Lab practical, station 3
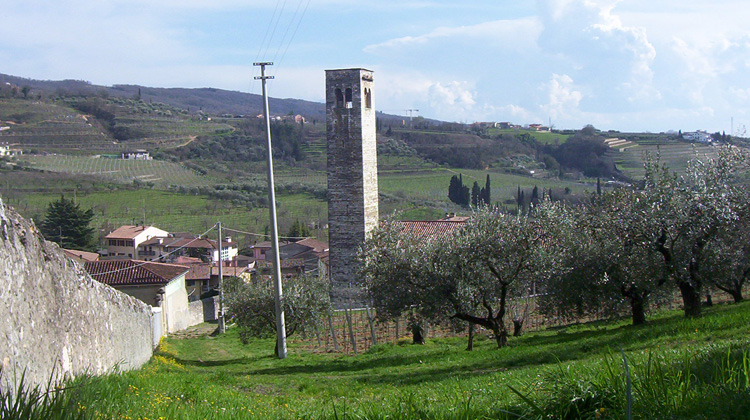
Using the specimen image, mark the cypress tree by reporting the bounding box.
[531,185,539,206]
[484,174,491,204]
[471,181,481,207]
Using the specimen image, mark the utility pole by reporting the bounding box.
[405,109,419,123]
[217,221,226,334]
[254,61,287,359]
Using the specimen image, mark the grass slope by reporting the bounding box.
[55,302,750,420]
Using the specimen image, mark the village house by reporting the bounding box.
[182,259,250,302]
[84,260,190,334]
[254,238,329,277]
[121,150,152,160]
[136,233,238,263]
[104,225,169,259]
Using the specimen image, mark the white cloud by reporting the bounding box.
[539,74,583,122]
[364,18,541,56]
[536,0,659,107]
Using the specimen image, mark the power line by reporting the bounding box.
[250,0,285,95]
[222,225,314,241]
[272,0,311,74]
[260,0,289,66]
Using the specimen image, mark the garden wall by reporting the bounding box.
[0,199,154,393]
[187,295,219,326]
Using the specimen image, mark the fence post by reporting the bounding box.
[313,320,322,347]
[365,306,378,346]
[346,304,357,354]
[395,317,399,342]
[327,309,339,352]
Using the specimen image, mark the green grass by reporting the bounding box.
[486,128,571,145]
[47,301,750,419]
[17,155,217,188]
[379,167,594,207]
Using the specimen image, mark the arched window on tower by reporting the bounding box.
[345,88,353,109]
[335,88,344,108]
[364,88,372,109]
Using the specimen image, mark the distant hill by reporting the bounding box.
[0,73,327,120]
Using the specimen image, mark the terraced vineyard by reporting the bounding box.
[606,137,719,179]
[114,114,234,147]
[0,100,112,151]
[18,155,215,188]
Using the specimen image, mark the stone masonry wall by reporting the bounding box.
[326,68,379,308]
[0,199,154,393]
[187,295,219,326]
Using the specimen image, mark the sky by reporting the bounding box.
[2,0,749,133]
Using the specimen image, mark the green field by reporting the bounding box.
[3,153,602,245]
[487,128,571,144]
[32,301,750,419]
[18,155,217,188]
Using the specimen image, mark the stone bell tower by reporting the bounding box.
[326,68,378,307]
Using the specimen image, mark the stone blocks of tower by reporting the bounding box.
[326,68,378,308]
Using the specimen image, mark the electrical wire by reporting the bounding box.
[222,225,315,241]
[271,0,311,74]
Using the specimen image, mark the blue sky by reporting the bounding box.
[2,0,749,133]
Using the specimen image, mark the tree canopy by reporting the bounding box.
[39,196,96,251]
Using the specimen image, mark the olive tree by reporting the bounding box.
[702,199,750,303]
[361,202,566,349]
[642,149,745,317]
[359,219,434,344]
[224,273,331,355]
[539,191,669,325]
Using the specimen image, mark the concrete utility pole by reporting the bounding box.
[217,221,226,334]
[254,62,287,359]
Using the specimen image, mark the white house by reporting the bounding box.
[104,225,170,259]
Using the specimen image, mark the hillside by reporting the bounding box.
[0,73,412,124]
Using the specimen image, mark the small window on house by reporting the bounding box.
[365,88,372,109]
[345,88,353,109]
[335,88,344,108]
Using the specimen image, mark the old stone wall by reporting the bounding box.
[187,295,219,326]
[0,200,154,393]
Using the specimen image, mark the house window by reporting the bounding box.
[345,88,353,109]
[365,88,372,109]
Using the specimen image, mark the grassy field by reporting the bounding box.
[17,155,217,188]
[486,128,571,144]
[7,153,599,238]
[2,187,330,246]
[34,301,750,419]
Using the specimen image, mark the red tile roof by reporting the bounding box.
[85,260,189,286]
[295,238,329,252]
[173,256,203,264]
[185,263,212,280]
[140,236,233,249]
[211,266,249,277]
[397,220,466,238]
[105,225,153,239]
[63,249,100,262]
